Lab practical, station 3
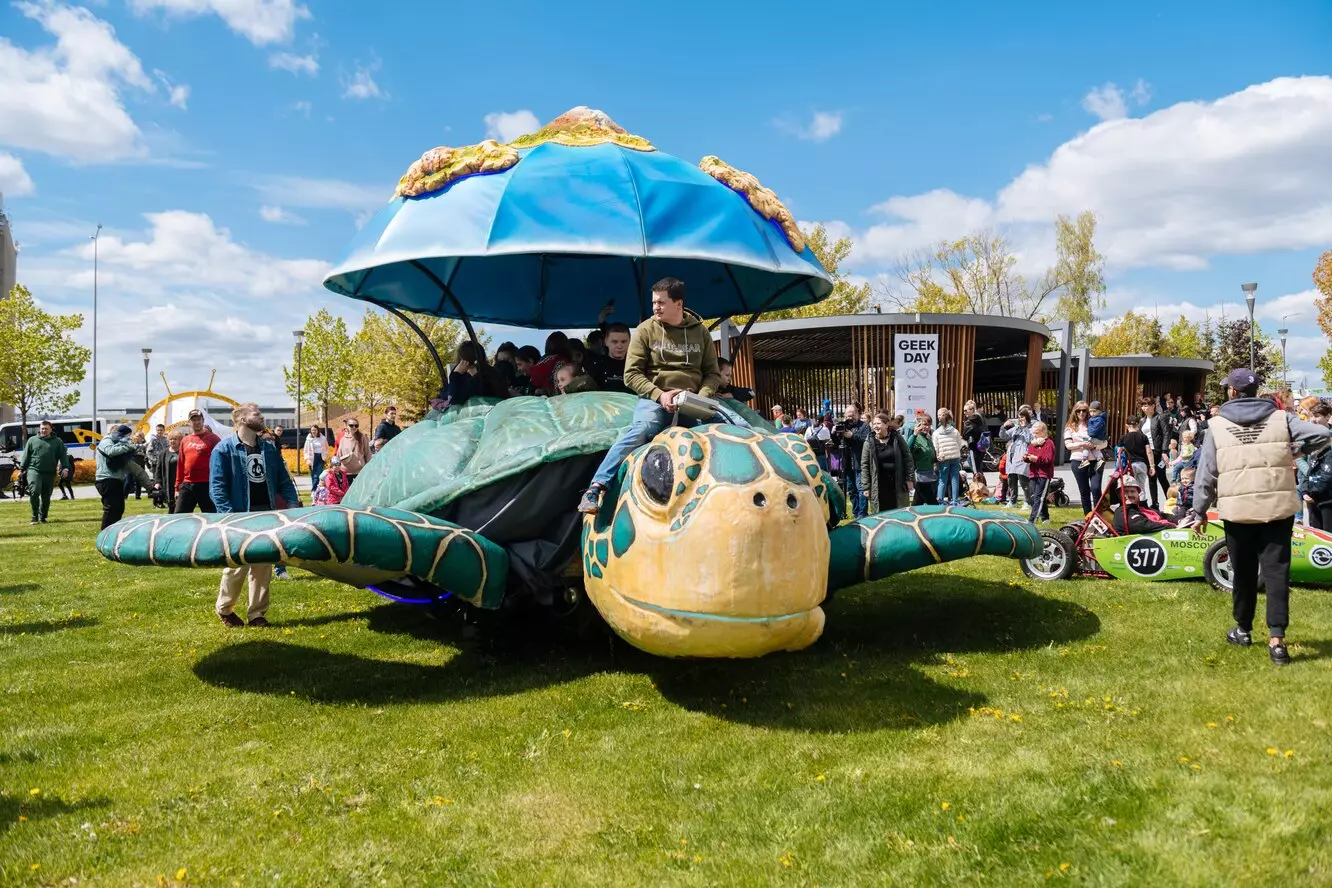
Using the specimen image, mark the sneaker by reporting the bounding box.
[274,567,290,579]
[577,485,603,515]
[1226,626,1253,647]
[1269,642,1291,666]
[40,518,47,524]
[218,612,245,628]
[248,616,271,628]
[29,518,39,526]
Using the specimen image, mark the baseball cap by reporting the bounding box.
[1121,474,1140,488]
[188,408,204,419]
[1224,368,1258,391]
[1089,401,1102,411]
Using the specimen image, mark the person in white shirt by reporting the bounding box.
[302,424,328,495]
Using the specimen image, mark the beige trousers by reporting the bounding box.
[216,565,272,619]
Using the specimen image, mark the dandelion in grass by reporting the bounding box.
[941,801,951,811]
[1266,747,1278,756]
[1206,722,1218,728]
[28,788,40,796]
[1284,749,1295,758]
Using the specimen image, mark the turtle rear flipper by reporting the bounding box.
[96,505,509,608]
[827,505,1042,592]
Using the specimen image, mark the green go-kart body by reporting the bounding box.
[1023,511,1332,592]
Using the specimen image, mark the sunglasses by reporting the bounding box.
[347,423,359,428]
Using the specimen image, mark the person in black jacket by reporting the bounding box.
[153,428,183,512]
[962,401,986,475]
[1139,396,1170,511]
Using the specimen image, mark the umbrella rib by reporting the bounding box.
[614,148,651,319]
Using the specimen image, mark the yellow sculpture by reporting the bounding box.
[395,140,521,199]
[699,155,806,253]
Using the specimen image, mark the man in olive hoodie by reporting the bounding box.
[578,277,746,514]
[19,420,73,525]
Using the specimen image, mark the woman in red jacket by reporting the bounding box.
[324,456,352,505]
[1023,421,1056,524]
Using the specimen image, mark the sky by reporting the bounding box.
[1,0,1331,414]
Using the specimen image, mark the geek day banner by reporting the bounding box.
[893,333,939,421]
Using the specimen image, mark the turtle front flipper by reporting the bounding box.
[96,506,509,608]
[826,505,1042,592]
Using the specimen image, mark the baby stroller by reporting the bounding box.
[0,454,15,499]
[1044,477,1070,508]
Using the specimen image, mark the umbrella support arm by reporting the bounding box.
[383,306,449,397]
[410,260,484,350]
[732,279,803,354]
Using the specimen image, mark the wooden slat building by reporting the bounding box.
[718,315,1213,435]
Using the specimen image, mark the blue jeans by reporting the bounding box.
[841,466,867,518]
[1028,476,1050,523]
[937,459,961,502]
[590,398,750,488]
[309,454,324,493]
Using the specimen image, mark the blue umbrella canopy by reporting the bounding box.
[323,108,833,329]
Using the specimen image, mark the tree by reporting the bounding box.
[1161,315,1209,359]
[1205,317,1280,405]
[1052,211,1106,338]
[284,308,354,425]
[1090,310,1163,357]
[346,308,393,418]
[354,309,466,421]
[0,284,91,439]
[888,231,1060,319]
[735,223,872,323]
[1314,250,1332,387]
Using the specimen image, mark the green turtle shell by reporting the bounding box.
[343,393,771,515]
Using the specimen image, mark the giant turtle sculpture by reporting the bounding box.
[96,393,1041,658]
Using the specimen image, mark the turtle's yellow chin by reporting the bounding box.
[586,480,831,658]
[596,585,825,658]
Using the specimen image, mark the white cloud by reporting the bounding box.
[854,189,997,263]
[1082,84,1127,121]
[775,110,844,142]
[292,99,312,117]
[153,69,190,109]
[269,51,317,76]
[1082,79,1152,121]
[341,62,383,100]
[0,152,35,196]
[251,174,385,216]
[20,210,341,408]
[128,0,310,46]
[259,204,305,225]
[0,2,157,161]
[483,110,539,143]
[829,77,1332,277]
[66,210,328,298]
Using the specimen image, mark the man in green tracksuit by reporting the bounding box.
[19,420,73,525]
[578,276,749,514]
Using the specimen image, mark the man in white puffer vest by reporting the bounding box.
[1189,368,1330,665]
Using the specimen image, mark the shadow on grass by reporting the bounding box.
[0,583,40,595]
[1295,639,1331,662]
[0,617,99,635]
[193,578,1099,733]
[0,793,111,835]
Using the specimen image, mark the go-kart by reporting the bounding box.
[1020,469,1332,592]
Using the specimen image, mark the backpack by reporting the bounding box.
[104,449,133,471]
[977,431,991,452]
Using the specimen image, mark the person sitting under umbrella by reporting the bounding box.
[578,277,747,514]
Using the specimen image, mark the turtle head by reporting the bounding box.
[581,424,833,658]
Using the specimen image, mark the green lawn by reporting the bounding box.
[2,497,1331,886]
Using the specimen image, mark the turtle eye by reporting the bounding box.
[639,447,675,505]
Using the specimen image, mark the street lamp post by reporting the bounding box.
[141,348,152,418]
[293,329,306,474]
[1241,282,1258,370]
[91,224,102,428]
[1277,328,1288,388]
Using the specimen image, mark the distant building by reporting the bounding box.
[0,194,16,423]
[0,194,15,298]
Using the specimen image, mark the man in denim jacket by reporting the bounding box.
[209,402,301,628]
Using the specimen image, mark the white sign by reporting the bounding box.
[893,333,938,422]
